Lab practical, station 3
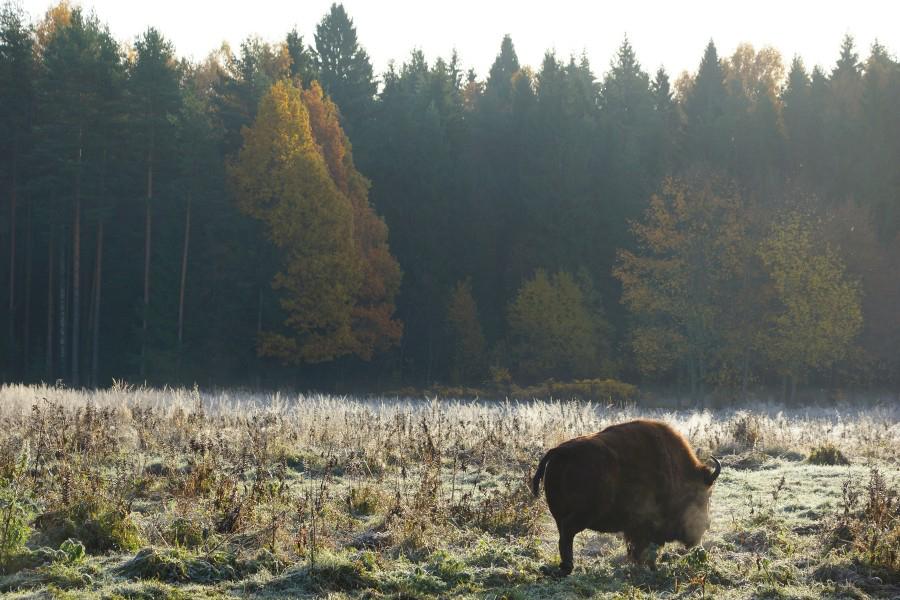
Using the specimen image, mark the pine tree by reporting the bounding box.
[859,41,900,237]
[0,3,35,379]
[782,56,811,174]
[36,7,123,385]
[723,44,786,191]
[129,28,182,380]
[486,34,520,105]
[313,3,375,138]
[682,41,730,169]
[363,49,470,383]
[600,37,657,255]
[651,67,678,168]
[825,35,864,203]
[286,28,316,86]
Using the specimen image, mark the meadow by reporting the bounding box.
[0,383,897,599]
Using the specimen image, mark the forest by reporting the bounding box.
[1,1,898,398]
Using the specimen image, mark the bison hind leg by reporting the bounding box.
[542,517,582,577]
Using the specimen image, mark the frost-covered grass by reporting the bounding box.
[0,383,897,599]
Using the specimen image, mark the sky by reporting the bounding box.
[18,0,900,81]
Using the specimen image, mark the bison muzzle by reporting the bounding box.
[532,419,721,575]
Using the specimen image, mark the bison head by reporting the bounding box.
[680,457,721,547]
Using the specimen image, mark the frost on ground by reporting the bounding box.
[0,383,897,599]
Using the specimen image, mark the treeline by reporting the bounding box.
[1,2,898,396]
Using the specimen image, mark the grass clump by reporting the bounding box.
[425,549,472,588]
[267,550,376,593]
[36,500,143,554]
[347,484,383,516]
[165,517,206,549]
[117,545,286,586]
[0,559,99,593]
[808,443,850,465]
[824,467,900,582]
[104,581,190,600]
[116,547,239,583]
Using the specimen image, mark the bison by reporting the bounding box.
[531,419,721,575]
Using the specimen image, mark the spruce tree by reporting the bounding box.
[682,41,730,169]
[0,3,34,379]
[313,3,375,138]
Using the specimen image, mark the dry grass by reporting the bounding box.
[0,382,897,598]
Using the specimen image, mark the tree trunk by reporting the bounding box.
[24,195,32,378]
[7,170,16,380]
[740,351,750,403]
[71,131,82,387]
[46,234,54,379]
[58,237,67,383]
[177,194,191,370]
[782,373,789,404]
[255,287,263,390]
[90,221,103,388]
[140,149,153,380]
[698,357,707,409]
[689,354,698,404]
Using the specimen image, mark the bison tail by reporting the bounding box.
[531,449,556,497]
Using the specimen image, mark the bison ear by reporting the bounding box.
[703,457,721,486]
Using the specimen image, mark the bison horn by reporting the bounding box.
[705,456,721,486]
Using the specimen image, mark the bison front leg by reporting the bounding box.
[625,533,649,564]
[625,532,659,567]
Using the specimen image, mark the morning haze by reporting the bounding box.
[19,0,898,79]
[1,1,899,597]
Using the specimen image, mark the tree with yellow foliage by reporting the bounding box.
[301,82,402,360]
[507,270,600,382]
[446,279,486,384]
[757,212,862,400]
[614,176,746,398]
[231,79,401,364]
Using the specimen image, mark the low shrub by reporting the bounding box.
[0,459,35,568]
[807,443,850,466]
[727,412,764,451]
[824,468,900,580]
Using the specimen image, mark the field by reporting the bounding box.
[0,384,897,599]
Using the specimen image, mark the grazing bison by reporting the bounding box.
[531,419,721,575]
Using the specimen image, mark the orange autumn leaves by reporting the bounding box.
[231,80,401,364]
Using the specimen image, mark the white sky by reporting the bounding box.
[19,0,900,81]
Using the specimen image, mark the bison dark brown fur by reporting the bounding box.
[532,419,721,575]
